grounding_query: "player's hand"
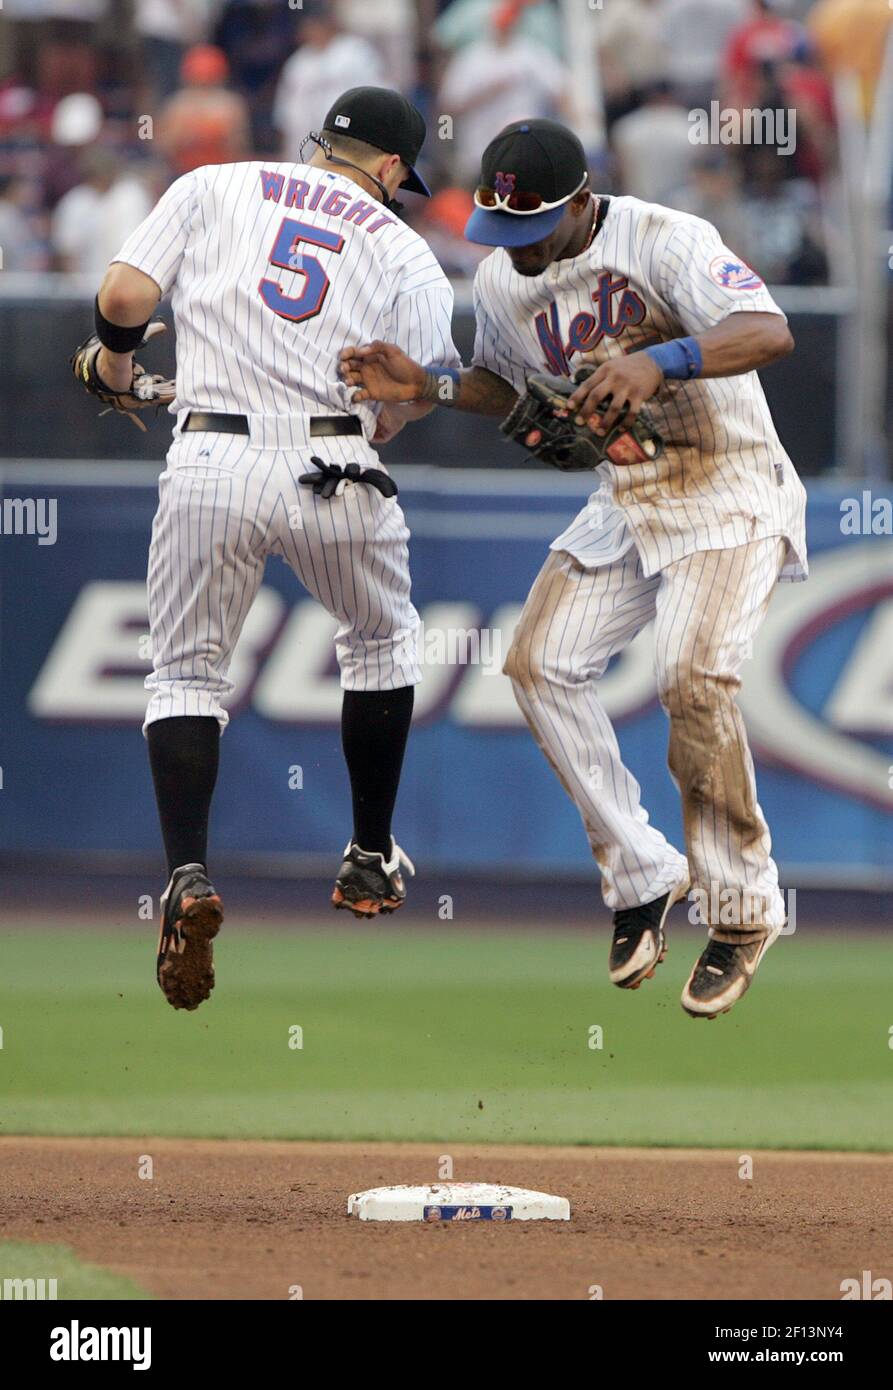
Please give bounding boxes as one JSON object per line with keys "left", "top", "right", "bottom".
{"left": 567, "top": 354, "right": 664, "bottom": 437}
{"left": 95, "top": 347, "right": 154, "bottom": 421}
{"left": 340, "top": 341, "right": 427, "bottom": 404}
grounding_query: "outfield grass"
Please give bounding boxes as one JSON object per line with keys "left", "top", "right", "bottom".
{"left": 0, "top": 926, "right": 890, "bottom": 1150}
{"left": 0, "top": 1241, "right": 152, "bottom": 1300}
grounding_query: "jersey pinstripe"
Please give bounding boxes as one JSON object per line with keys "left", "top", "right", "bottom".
{"left": 472, "top": 195, "right": 807, "bottom": 582}
{"left": 505, "top": 537, "right": 788, "bottom": 925}
{"left": 113, "top": 160, "right": 461, "bottom": 433}
{"left": 492, "top": 195, "right": 804, "bottom": 930}
{"left": 111, "top": 161, "right": 460, "bottom": 729}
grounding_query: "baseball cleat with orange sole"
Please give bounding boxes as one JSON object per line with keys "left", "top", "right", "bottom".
{"left": 156, "top": 863, "right": 224, "bottom": 1012}
{"left": 332, "top": 839, "right": 415, "bottom": 919}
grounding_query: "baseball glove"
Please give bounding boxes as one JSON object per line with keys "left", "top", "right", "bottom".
{"left": 70, "top": 321, "right": 175, "bottom": 432}
{"left": 500, "top": 367, "right": 664, "bottom": 470}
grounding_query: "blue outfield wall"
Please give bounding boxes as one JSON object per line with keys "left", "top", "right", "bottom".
{"left": 0, "top": 463, "right": 891, "bottom": 884}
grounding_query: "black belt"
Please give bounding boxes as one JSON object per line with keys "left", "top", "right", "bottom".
{"left": 182, "top": 410, "right": 363, "bottom": 437}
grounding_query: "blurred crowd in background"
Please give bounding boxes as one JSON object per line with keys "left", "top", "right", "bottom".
{"left": 0, "top": 0, "right": 890, "bottom": 284}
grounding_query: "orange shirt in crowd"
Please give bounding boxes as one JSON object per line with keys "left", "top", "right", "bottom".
{"left": 157, "top": 87, "right": 251, "bottom": 175}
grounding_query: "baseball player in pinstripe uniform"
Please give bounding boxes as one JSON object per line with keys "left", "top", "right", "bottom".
{"left": 81, "top": 88, "right": 460, "bottom": 1010}
{"left": 341, "top": 118, "right": 808, "bottom": 1021}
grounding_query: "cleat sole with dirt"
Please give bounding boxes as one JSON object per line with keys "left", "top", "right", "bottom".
{"left": 158, "top": 894, "right": 223, "bottom": 1012}
{"left": 331, "top": 886, "right": 403, "bottom": 918}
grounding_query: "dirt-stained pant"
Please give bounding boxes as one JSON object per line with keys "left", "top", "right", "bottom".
{"left": 504, "top": 538, "right": 787, "bottom": 940}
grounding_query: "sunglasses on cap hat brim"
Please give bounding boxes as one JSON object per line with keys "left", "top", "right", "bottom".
{"left": 473, "top": 171, "right": 588, "bottom": 214}
{"left": 465, "top": 172, "right": 588, "bottom": 248}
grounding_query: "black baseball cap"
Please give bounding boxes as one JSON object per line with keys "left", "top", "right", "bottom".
{"left": 465, "top": 119, "right": 589, "bottom": 247}
{"left": 322, "top": 87, "right": 431, "bottom": 197}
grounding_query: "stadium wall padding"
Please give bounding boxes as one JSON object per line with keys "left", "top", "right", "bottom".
{"left": 1, "top": 464, "right": 891, "bottom": 884}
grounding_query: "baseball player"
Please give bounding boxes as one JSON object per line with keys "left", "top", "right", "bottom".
{"left": 340, "top": 118, "right": 807, "bottom": 1021}
{"left": 73, "top": 87, "right": 460, "bottom": 1011}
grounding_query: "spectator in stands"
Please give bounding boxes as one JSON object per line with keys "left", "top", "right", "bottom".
{"left": 723, "top": 0, "right": 811, "bottom": 110}
{"left": 735, "top": 145, "right": 828, "bottom": 284}
{"left": 658, "top": 0, "right": 748, "bottom": 109}
{"left": 0, "top": 79, "right": 45, "bottom": 143}
{"left": 771, "top": 52, "right": 836, "bottom": 185}
{"left": 42, "top": 91, "right": 105, "bottom": 210}
{"left": 439, "top": 1, "right": 568, "bottom": 187}
{"left": 336, "top": 0, "right": 417, "bottom": 97}
{"left": 156, "top": 45, "right": 251, "bottom": 175}
{"left": 272, "top": 4, "right": 385, "bottom": 161}
{"left": 808, "top": 0, "right": 893, "bottom": 119}
{"left": 434, "top": 0, "right": 562, "bottom": 59}
{"left": 595, "top": 0, "right": 667, "bottom": 128}
{"left": 3, "top": 0, "right": 107, "bottom": 112}
{"left": 0, "top": 174, "right": 44, "bottom": 271}
{"left": 675, "top": 145, "right": 827, "bottom": 286}
{"left": 674, "top": 151, "right": 751, "bottom": 248}
{"left": 717, "top": 42, "right": 833, "bottom": 191}
{"left": 610, "top": 80, "right": 695, "bottom": 205}
{"left": 50, "top": 148, "right": 154, "bottom": 273}
{"left": 2, "top": 0, "right": 108, "bottom": 90}
{"left": 214, "top": 0, "right": 300, "bottom": 151}
{"left": 134, "top": 0, "right": 218, "bottom": 102}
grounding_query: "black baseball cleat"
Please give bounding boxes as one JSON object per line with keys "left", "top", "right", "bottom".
{"left": 609, "top": 876, "right": 690, "bottom": 989}
{"left": 156, "top": 863, "right": 224, "bottom": 1012}
{"left": 332, "top": 838, "right": 415, "bottom": 919}
{"left": 681, "top": 926, "right": 780, "bottom": 1019}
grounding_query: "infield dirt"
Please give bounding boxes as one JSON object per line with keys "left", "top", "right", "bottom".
{"left": 1, "top": 1137, "right": 889, "bottom": 1300}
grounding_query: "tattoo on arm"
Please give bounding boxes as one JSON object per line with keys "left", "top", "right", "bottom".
{"left": 419, "top": 366, "right": 518, "bottom": 416}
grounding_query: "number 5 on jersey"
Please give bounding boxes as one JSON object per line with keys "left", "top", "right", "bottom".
{"left": 259, "top": 218, "right": 345, "bottom": 323}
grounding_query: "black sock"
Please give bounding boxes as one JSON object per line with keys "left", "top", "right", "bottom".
{"left": 147, "top": 716, "right": 220, "bottom": 879}
{"left": 341, "top": 687, "right": 414, "bottom": 858}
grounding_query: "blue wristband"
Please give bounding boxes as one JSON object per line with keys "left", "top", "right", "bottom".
{"left": 643, "top": 337, "right": 702, "bottom": 380}
{"left": 420, "top": 366, "right": 462, "bottom": 406}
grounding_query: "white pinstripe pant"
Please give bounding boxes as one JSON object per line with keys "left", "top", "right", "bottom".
{"left": 143, "top": 426, "right": 421, "bottom": 732}
{"left": 504, "top": 538, "right": 787, "bottom": 935}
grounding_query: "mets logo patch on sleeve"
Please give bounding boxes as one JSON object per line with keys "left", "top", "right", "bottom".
{"left": 709, "top": 256, "right": 763, "bottom": 290}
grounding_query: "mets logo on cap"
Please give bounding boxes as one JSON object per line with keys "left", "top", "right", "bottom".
{"left": 494, "top": 171, "right": 516, "bottom": 198}
{"left": 709, "top": 256, "right": 763, "bottom": 290}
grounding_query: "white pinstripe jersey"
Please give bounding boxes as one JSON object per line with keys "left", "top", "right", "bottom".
{"left": 472, "top": 195, "right": 808, "bottom": 581}
{"left": 112, "top": 161, "right": 460, "bottom": 434}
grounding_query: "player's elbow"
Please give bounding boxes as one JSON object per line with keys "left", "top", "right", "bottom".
{"left": 98, "top": 263, "right": 160, "bottom": 325}
{"left": 765, "top": 317, "right": 795, "bottom": 362}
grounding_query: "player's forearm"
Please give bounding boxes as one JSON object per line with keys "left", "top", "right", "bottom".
{"left": 418, "top": 365, "right": 518, "bottom": 416}
{"left": 95, "top": 264, "right": 163, "bottom": 389}
{"left": 687, "top": 312, "right": 794, "bottom": 378}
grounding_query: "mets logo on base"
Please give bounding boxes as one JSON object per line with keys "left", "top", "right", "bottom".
{"left": 423, "top": 1204, "right": 514, "bottom": 1221}
{"left": 494, "top": 171, "right": 516, "bottom": 198}
{"left": 709, "top": 256, "right": 763, "bottom": 290}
